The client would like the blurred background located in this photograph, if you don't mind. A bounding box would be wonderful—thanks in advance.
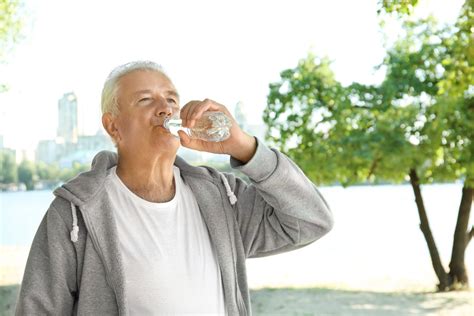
[0,0,473,315]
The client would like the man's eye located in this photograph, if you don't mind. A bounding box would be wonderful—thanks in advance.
[167,98,177,104]
[139,98,152,103]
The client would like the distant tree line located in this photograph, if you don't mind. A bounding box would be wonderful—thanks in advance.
[0,149,250,191]
[0,150,89,190]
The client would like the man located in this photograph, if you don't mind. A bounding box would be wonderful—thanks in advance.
[15,61,333,315]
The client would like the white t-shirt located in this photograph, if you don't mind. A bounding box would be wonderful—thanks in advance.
[105,166,226,315]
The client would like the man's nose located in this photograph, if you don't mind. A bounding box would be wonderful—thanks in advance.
[155,99,173,117]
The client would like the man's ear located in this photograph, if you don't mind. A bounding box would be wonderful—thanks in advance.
[102,113,121,144]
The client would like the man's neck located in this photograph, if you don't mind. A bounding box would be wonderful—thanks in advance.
[115,152,176,203]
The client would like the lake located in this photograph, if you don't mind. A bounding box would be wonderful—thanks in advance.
[1,183,473,291]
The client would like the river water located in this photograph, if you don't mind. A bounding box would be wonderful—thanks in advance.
[1,183,472,290]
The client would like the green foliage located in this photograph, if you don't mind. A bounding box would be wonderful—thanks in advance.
[438,0,474,97]
[0,149,17,183]
[36,161,61,181]
[58,162,89,182]
[425,1,473,186]
[0,0,24,62]
[264,9,473,186]
[378,0,419,15]
[0,156,91,190]
[1,0,26,92]
[17,160,35,190]
[265,55,418,186]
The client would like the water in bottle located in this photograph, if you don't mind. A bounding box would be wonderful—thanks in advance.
[163,111,232,142]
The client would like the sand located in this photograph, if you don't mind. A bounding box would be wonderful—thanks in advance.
[0,246,29,287]
[1,284,472,315]
[250,287,473,315]
[4,183,473,314]
[1,246,473,315]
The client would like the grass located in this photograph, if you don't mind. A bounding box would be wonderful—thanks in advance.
[0,285,19,316]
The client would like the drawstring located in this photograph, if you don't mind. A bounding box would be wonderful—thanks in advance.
[220,174,237,205]
[70,202,79,243]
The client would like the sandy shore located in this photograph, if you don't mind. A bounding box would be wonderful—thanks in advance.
[1,245,473,315]
[0,246,29,287]
[1,284,472,315]
[250,287,474,316]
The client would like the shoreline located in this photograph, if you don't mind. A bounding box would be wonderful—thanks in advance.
[2,284,472,315]
[2,245,472,315]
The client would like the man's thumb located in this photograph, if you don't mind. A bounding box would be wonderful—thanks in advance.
[178,130,191,145]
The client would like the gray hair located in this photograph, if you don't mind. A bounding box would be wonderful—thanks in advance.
[101,61,168,115]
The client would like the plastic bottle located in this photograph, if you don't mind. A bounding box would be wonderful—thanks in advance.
[163,111,232,142]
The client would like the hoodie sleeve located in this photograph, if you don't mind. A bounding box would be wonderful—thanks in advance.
[15,204,77,315]
[227,137,334,258]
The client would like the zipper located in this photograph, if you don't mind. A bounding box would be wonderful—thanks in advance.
[78,207,123,316]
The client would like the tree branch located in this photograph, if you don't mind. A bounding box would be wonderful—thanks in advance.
[367,157,381,180]
[467,226,474,247]
[353,105,372,110]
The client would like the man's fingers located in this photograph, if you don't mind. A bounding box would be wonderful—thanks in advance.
[184,100,206,128]
[181,99,223,128]
[180,100,200,127]
[185,102,201,128]
[190,99,221,127]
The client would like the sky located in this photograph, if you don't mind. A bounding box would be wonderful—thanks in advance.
[0,0,464,153]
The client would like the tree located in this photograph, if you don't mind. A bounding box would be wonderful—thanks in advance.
[17,159,35,190]
[1,0,26,91]
[36,161,61,181]
[58,162,90,182]
[0,149,17,183]
[380,0,474,291]
[418,0,473,291]
[264,2,472,290]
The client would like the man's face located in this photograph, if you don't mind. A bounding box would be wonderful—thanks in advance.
[110,69,181,156]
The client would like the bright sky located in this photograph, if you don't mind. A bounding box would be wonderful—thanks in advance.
[0,0,464,152]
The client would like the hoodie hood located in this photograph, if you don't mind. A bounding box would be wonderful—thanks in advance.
[54,150,119,243]
[54,151,118,206]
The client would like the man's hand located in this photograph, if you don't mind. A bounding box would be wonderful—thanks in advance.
[178,99,257,164]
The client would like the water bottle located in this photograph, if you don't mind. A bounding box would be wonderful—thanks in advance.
[164,111,232,142]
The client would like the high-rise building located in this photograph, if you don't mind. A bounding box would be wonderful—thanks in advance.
[36,140,58,164]
[57,92,78,144]
[36,92,117,167]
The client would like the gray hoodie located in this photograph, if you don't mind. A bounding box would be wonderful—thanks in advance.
[15,138,333,315]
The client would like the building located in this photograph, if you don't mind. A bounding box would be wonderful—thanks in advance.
[57,92,78,144]
[36,140,58,164]
[56,129,116,168]
[77,130,115,152]
[36,92,116,167]
[37,130,116,168]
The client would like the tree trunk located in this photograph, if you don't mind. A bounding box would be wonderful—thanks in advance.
[448,183,473,289]
[408,168,449,291]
